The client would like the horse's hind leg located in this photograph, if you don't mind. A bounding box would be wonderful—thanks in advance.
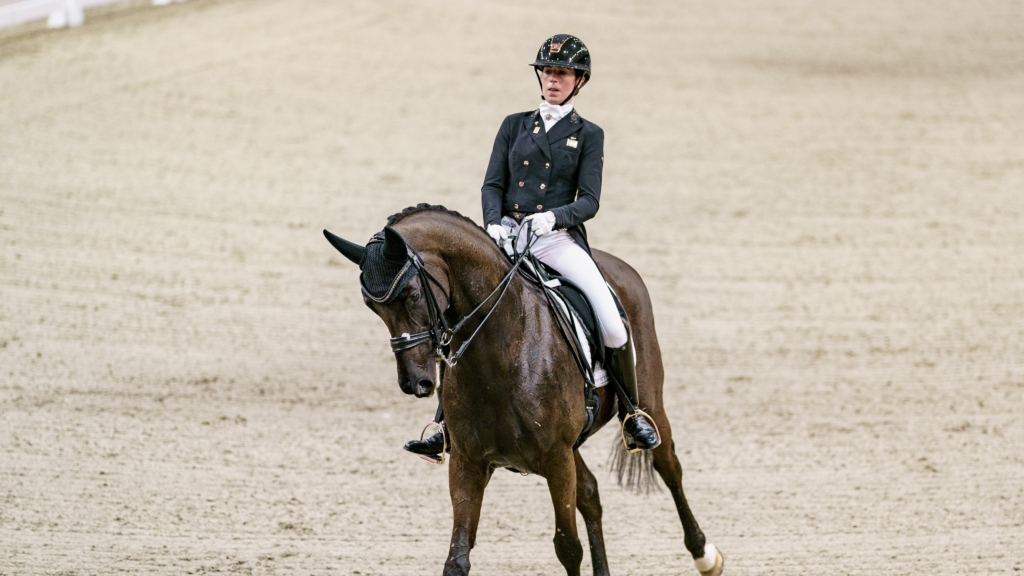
[544,449,584,576]
[574,451,610,576]
[650,418,724,575]
[443,455,492,576]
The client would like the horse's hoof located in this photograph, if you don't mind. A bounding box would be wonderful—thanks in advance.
[694,543,723,576]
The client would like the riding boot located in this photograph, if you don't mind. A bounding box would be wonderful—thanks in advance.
[403,426,448,459]
[403,388,450,462]
[607,336,661,451]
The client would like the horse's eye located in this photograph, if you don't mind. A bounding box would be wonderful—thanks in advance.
[410,291,421,303]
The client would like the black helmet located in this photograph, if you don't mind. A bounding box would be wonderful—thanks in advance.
[531,34,591,104]
[531,34,591,81]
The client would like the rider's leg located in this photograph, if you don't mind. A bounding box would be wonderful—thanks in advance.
[530,232,626,346]
[605,332,661,450]
[531,233,660,450]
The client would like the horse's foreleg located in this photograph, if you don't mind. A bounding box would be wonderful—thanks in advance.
[443,454,492,576]
[651,419,724,576]
[545,450,584,576]
[573,451,610,576]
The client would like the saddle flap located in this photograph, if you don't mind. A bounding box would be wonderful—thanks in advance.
[549,276,603,365]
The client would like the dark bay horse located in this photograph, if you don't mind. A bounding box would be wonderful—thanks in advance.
[325,204,723,576]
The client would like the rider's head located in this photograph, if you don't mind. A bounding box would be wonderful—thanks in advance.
[531,34,591,106]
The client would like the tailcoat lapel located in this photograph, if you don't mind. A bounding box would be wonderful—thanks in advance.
[524,110,552,160]
[546,109,585,145]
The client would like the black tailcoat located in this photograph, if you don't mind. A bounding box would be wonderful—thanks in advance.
[481,109,605,252]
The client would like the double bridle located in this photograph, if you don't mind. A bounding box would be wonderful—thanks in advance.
[388,228,538,367]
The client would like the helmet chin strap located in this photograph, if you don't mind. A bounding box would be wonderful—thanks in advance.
[537,72,587,107]
[557,76,581,106]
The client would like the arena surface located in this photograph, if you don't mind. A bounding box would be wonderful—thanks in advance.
[2,0,1023,574]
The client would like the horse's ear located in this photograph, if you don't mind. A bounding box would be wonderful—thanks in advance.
[323,229,365,265]
[382,227,408,262]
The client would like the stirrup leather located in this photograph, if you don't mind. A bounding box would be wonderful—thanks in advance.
[417,420,447,465]
[620,409,660,454]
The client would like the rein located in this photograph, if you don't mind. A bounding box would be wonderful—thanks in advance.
[389,225,538,367]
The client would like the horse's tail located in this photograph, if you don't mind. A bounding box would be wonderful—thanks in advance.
[608,438,661,495]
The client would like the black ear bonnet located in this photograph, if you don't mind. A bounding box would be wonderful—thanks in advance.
[359,227,417,303]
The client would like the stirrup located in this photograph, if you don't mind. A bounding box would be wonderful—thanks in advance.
[417,420,447,465]
[620,409,660,454]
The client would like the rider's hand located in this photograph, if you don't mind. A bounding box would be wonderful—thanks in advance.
[486,224,508,247]
[524,212,556,236]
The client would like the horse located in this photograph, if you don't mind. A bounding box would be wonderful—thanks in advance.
[325,204,723,576]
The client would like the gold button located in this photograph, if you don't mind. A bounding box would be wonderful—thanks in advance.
[539,183,546,190]
[524,160,529,166]
[514,204,519,209]
[518,181,524,187]
[545,163,550,169]
[536,204,543,210]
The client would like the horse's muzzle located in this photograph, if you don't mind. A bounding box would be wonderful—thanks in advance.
[413,378,435,398]
[395,348,437,397]
[399,376,434,398]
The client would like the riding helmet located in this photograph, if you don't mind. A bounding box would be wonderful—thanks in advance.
[531,34,591,103]
[530,34,592,81]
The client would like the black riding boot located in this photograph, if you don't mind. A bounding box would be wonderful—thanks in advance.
[403,388,449,463]
[403,426,447,461]
[607,336,661,451]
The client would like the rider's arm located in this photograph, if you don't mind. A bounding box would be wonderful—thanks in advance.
[550,123,604,230]
[481,115,514,228]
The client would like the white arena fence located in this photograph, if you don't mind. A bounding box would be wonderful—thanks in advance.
[0,0,182,31]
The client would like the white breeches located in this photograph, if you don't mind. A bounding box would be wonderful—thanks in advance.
[502,216,628,349]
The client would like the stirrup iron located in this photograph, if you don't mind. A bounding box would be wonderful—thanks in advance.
[417,420,447,465]
[620,408,660,454]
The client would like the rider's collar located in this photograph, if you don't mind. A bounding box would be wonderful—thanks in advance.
[539,100,574,131]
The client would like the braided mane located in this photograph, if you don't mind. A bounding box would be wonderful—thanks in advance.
[386,203,486,233]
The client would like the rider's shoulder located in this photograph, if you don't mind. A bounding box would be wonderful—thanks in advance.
[503,110,540,123]
[577,115,603,135]
[573,114,603,141]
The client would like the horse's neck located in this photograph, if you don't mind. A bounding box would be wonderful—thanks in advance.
[401,216,545,376]
[442,245,542,368]
[445,248,528,325]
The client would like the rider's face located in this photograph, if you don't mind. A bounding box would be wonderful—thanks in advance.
[541,66,580,104]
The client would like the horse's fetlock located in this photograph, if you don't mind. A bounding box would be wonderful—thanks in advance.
[684,532,707,558]
[443,552,471,576]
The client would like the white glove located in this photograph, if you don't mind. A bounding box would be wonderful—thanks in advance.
[523,211,556,236]
[486,224,508,247]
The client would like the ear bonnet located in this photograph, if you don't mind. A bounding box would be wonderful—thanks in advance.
[359,227,418,303]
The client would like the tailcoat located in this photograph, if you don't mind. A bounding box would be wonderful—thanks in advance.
[481,109,605,252]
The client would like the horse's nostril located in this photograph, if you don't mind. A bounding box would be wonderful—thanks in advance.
[415,379,435,397]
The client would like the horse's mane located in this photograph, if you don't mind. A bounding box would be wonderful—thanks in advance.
[386,203,486,234]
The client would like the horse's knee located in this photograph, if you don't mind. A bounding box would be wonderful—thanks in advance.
[576,477,602,518]
[577,493,602,520]
[552,530,584,568]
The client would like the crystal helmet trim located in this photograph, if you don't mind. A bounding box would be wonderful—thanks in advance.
[530,34,591,81]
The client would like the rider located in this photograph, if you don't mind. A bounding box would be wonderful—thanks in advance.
[404,34,660,461]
